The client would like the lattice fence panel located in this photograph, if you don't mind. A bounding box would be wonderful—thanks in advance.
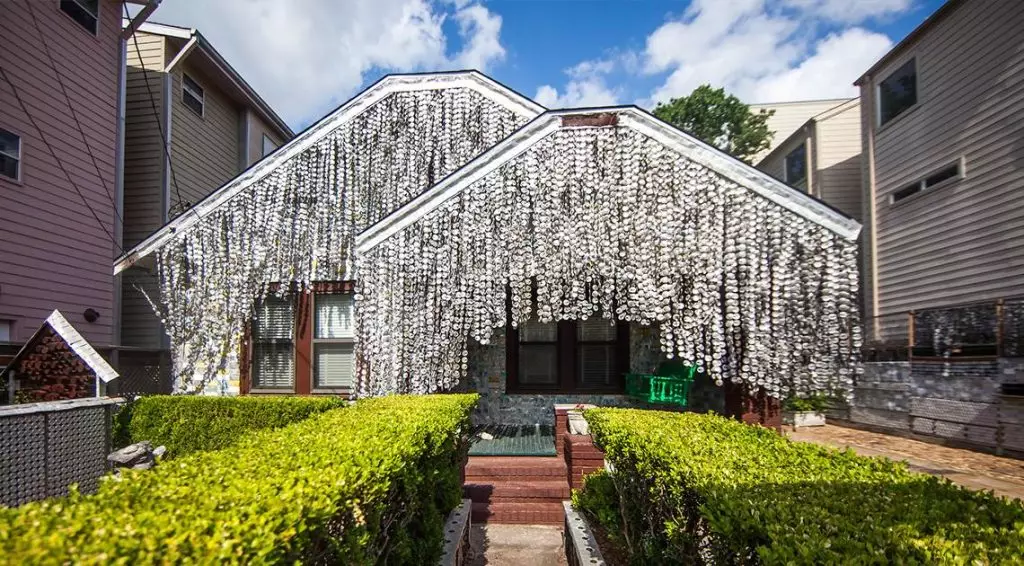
[0,413,47,506]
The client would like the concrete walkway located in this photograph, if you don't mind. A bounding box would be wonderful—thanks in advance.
[468,524,567,566]
[789,424,1024,500]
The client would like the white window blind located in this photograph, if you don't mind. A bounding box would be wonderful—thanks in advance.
[253,296,294,389]
[313,294,355,389]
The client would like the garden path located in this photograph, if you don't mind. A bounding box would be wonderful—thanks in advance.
[789,424,1024,500]
[468,524,567,566]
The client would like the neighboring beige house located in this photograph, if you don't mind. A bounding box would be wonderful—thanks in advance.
[857,0,1024,339]
[756,99,862,220]
[750,97,852,163]
[119,21,292,373]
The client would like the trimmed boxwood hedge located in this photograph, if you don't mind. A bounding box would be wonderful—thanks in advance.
[0,394,477,564]
[580,408,1024,565]
[116,395,345,457]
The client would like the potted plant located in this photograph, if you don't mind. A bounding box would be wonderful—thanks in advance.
[567,403,591,435]
[782,395,829,427]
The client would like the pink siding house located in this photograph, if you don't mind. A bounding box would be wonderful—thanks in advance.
[0,0,157,364]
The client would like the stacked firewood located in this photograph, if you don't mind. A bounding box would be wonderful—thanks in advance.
[12,329,94,402]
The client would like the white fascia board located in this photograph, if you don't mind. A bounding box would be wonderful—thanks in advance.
[128,20,194,39]
[356,115,561,253]
[113,72,544,275]
[619,111,861,241]
[45,311,120,383]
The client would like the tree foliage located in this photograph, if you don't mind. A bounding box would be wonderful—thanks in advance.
[653,85,775,163]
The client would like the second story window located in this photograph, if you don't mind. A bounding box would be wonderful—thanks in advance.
[262,134,277,157]
[182,74,205,117]
[878,58,917,126]
[0,129,21,181]
[784,143,807,186]
[60,0,99,35]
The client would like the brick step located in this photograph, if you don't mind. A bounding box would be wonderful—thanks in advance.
[471,500,565,525]
[463,480,571,502]
[465,456,567,481]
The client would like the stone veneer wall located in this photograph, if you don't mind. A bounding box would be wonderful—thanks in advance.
[850,358,1024,454]
[465,324,725,425]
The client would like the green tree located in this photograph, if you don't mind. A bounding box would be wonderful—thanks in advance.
[653,85,775,164]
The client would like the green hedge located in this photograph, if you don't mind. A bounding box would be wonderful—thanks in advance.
[1,394,477,564]
[117,395,346,457]
[580,408,1024,565]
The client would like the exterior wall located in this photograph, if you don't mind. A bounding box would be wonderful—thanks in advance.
[168,61,242,211]
[0,0,123,346]
[813,102,862,221]
[466,324,725,425]
[122,31,166,248]
[750,98,851,163]
[247,111,283,166]
[863,0,1024,320]
[757,129,809,190]
[848,359,1024,454]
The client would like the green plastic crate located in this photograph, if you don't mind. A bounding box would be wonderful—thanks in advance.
[625,360,696,406]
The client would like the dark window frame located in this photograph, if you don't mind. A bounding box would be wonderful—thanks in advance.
[0,128,22,183]
[506,317,629,395]
[878,58,918,127]
[59,0,100,36]
[890,158,964,205]
[784,142,807,186]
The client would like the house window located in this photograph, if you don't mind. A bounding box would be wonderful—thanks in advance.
[878,58,917,126]
[0,129,20,181]
[60,0,99,35]
[891,159,964,204]
[182,74,205,117]
[508,316,628,393]
[784,143,807,186]
[252,295,295,389]
[0,321,11,342]
[262,134,277,158]
[313,294,355,390]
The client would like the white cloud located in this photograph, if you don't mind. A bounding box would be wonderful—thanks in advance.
[534,55,623,108]
[141,0,506,128]
[543,0,905,108]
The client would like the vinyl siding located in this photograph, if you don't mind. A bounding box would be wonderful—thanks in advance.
[122,32,166,248]
[813,101,862,220]
[0,0,121,346]
[168,62,242,211]
[751,98,851,163]
[865,0,1024,316]
[757,131,809,189]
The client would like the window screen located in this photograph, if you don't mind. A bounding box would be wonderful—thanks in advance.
[519,320,557,385]
[60,0,99,34]
[252,295,294,389]
[182,74,205,116]
[879,58,917,126]
[577,319,617,387]
[0,129,19,181]
[314,294,355,389]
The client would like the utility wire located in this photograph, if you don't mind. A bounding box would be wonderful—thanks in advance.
[123,1,192,221]
[0,67,123,252]
[24,0,125,232]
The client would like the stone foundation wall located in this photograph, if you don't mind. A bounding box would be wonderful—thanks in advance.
[849,358,1024,454]
[466,323,724,425]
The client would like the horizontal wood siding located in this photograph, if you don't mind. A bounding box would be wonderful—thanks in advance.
[814,102,862,220]
[0,0,121,345]
[867,0,1024,315]
[122,32,165,247]
[169,62,242,212]
[751,98,851,163]
[247,112,284,166]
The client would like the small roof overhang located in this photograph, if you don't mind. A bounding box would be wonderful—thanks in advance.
[0,311,119,384]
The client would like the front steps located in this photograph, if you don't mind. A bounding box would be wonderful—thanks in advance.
[463,456,570,525]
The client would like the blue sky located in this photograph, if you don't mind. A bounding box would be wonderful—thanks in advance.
[142,0,946,129]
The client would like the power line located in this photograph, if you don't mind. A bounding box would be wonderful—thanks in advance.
[24,0,125,232]
[0,67,123,252]
[123,2,191,221]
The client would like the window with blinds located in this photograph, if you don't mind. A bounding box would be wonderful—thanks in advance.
[519,320,558,385]
[253,295,294,389]
[577,319,618,387]
[313,294,355,389]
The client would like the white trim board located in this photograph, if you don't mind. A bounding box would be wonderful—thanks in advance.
[113,71,544,275]
[357,107,861,253]
[0,311,119,384]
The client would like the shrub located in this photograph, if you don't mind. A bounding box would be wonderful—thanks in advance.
[121,395,346,456]
[0,394,477,564]
[782,394,830,412]
[583,408,1024,565]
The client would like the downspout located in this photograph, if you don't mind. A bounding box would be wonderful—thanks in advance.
[112,35,127,370]
[864,75,881,341]
[159,70,172,352]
